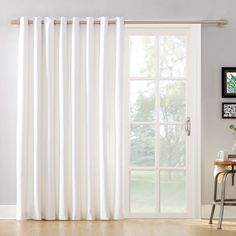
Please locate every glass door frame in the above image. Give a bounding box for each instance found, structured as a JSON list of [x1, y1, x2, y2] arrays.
[[123, 24, 201, 219]]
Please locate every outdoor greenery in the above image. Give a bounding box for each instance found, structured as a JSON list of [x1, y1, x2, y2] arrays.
[[130, 171, 155, 212], [130, 36, 186, 168], [130, 81, 155, 122], [130, 36, 156, 77], [130, 35, 187, 213], [160, 171, 186, 213], [159, 36, 186, 78], [131, 124, 155, 166]]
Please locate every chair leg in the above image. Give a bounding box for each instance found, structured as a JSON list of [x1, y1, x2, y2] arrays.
[[209, 204, 215, 224], [217, 204, 224, 229], [209, 171, 222, 225], [217, 172, 228, 230]]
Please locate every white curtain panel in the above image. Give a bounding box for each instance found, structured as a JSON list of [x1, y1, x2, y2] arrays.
[[16, 17, 124, 220]]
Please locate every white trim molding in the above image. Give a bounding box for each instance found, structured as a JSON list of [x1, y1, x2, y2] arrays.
[[201, 204, 236, 219], [0, 205, 16, 219], [189, 24, 202, 219]]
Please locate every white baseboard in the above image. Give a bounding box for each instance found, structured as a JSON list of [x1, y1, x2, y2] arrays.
[[0, 205, 16, 219], [0, 204, 235, 220], [201, 204, 236, 219]]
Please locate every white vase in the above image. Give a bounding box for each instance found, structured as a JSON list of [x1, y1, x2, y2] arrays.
[[232, 139, 236, 154]]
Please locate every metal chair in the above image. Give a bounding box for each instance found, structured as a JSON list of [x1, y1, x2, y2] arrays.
[[209, 168, 236, 229]]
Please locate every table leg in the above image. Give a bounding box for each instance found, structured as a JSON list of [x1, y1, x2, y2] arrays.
[[232, 166, 234, 186]]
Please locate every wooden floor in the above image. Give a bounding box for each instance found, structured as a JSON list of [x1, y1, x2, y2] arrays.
[[0, 219, 236, 236]]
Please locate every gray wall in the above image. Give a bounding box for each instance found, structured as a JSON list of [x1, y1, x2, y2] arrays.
[[0, 0, 236, 205]]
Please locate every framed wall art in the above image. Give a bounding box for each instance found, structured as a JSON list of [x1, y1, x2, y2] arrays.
[[222, 103, 236, 119], [222, 67, 236, 97]]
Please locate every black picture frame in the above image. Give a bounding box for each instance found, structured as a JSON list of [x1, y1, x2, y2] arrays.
[[222, 103, 236, 119], [222, 67, 236, 98]]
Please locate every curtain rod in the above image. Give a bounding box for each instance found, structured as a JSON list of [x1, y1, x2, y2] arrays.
[[10, 18, 228, 26]]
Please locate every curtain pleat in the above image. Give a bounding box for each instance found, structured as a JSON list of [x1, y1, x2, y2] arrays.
[[58, 17, 71, 220], [98, 16, 108, 219], [16, 16, 124, 220], [16, 17, 29, 220], [114, 17, 124, 219], [85, 17, 93, 220], [44, 17, 56, 219], [33, 17, 42, 220], [71, 17, 81, 220]]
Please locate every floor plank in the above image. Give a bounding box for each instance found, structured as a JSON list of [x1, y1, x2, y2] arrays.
[[0, 219, 236, 236]]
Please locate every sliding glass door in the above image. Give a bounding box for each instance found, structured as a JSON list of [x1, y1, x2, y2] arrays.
[[124, 25, 201, 218]]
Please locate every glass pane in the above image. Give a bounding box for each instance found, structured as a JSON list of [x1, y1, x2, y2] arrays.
[[159, 36, 187, 78], [160, 80, 186, 122], [160, 125, 185, 167], [130, 124, 155, 167], [130, 81, 155, 122], [130, 171, 155, 212], [160, 170, 186, 213], [129, 36, 156, 77]]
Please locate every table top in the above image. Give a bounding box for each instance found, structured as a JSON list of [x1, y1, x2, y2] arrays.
[[214, 159, 236, 166]]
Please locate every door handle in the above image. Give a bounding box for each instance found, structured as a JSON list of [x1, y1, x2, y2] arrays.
[[185, 117, 191, 136]]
